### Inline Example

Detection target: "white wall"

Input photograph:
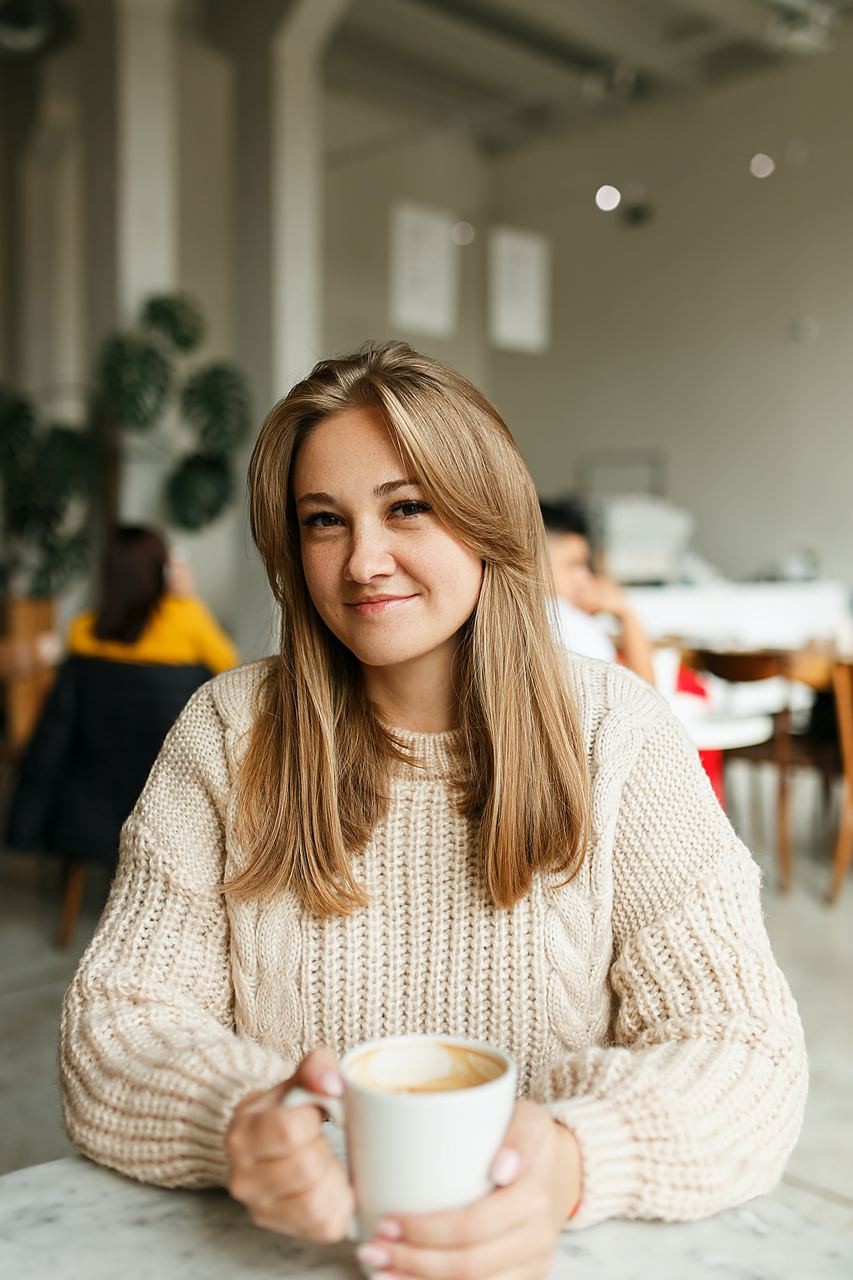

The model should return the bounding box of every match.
[487,28,853,583]
[323,91,490,387]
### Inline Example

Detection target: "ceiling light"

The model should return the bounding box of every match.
[595,185,622,212]
[750,153,776,179]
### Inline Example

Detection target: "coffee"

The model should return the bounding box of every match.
[347,1040,504,1094]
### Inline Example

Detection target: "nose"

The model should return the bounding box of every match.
[344,521,396,583]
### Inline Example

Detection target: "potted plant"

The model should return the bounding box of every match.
[0,292,251,745]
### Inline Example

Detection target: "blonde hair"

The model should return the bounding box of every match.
[229,341,590,915]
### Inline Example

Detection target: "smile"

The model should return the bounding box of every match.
[346,595,418,616]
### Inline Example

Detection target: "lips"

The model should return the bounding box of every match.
[346,594,418,616]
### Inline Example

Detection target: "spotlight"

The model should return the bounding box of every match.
[595,185,621,212]
[750,153,776,179]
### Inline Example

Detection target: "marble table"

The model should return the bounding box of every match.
[2,1157,853,1279]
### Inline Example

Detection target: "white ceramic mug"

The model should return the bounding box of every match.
[282,1034,517,1242]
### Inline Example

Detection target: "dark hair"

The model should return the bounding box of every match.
[538,496,591,541]
[93,526,168,644]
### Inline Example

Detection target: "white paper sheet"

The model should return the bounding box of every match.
[488,226,551,353]
[389,201,459,338]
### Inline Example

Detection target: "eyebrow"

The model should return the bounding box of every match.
[295,479,420,506]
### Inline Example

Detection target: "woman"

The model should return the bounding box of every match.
[5,526,238,915]
[68,525,238,673]
[60,344,806,1280]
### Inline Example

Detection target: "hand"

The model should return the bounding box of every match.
[574,572,628,619]
[226,1047,355,1241]
[355,1101,582,1280]
[167,555,195,598]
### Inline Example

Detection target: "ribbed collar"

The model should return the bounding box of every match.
[389,726,464,783]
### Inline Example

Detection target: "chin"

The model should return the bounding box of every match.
[351,644,428,669]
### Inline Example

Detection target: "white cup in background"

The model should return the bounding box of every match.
[282,1034,516,1244]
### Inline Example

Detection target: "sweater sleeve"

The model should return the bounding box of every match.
[59,683,293,1189]
[531,706,807,1229]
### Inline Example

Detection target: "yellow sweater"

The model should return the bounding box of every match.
[68,596,238,675]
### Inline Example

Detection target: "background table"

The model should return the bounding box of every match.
[2,1157,852,1279]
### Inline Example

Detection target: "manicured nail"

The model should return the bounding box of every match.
[317,1070,344,1096]
[376,1218,403,1240]
[357,1244,391,1268]
[491,1147,522,1185]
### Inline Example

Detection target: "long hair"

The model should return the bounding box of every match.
[93,526,168,644]
[230,341,590,915]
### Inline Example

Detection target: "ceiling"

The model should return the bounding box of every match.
[325,0,853,156]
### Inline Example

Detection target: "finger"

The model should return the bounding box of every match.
[357,1222,547,1279]
[252,1162,355,1242]
[232,1134,333,1206]
[291,1046,345,1098]
[382,1178,534,1249]
[489,1100,550,1185]
[235,1095,325,1162]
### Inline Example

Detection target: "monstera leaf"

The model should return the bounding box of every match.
[142,293,205,352]
[165,453,233,530]
[29,525,92,598]
[40,425,96,501]
[180,362,251,457]
[99,335,171,430]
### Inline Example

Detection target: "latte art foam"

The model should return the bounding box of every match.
[348,1041,505,1094]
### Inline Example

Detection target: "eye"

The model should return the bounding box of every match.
[301,511,343,528]
[391,500,431,519]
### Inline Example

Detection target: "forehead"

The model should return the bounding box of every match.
[295,406,403,476]
[548,531,589,561]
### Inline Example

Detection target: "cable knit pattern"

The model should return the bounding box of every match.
[59,655,807,1228]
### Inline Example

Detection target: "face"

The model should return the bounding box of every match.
[547,532,593,606]
[293,406,483,679]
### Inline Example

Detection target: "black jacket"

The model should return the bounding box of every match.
[5,656,211,864]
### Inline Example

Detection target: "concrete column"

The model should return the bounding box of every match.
[270,0,350,393]
[0,64,38,383]
[18,53,85,420]
[116,0,180,318]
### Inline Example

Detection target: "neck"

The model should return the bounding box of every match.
[361,644,458,733]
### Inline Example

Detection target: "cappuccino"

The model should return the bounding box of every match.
[347,1040,504,1094]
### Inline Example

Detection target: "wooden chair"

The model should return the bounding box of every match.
[688,648,838,893]
[827,661,853,903]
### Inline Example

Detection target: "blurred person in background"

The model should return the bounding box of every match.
[5,525,237,874]
[67,525,237,672]
[540,497,724,800]
[539,497,655,685]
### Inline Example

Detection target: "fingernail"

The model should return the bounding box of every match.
[491,1147,522,1186]
[317,1070,344,1096]
[376,1218,403,1240]
[356,1244,391,1268]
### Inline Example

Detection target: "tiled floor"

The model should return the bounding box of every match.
[1,762,852,1237]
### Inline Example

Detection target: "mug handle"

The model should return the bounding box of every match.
[281,1086,345,1126]
[280,1088,358,1242]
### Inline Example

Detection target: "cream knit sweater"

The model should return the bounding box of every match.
[59,656,807,1229]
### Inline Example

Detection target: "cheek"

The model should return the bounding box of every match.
[432,545,482,615]
[300,542,338,607]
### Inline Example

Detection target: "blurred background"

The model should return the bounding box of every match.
[2,0,853,1242]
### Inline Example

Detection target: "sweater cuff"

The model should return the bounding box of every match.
[187,1052,295,1185]
[544,1094,643,1229]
